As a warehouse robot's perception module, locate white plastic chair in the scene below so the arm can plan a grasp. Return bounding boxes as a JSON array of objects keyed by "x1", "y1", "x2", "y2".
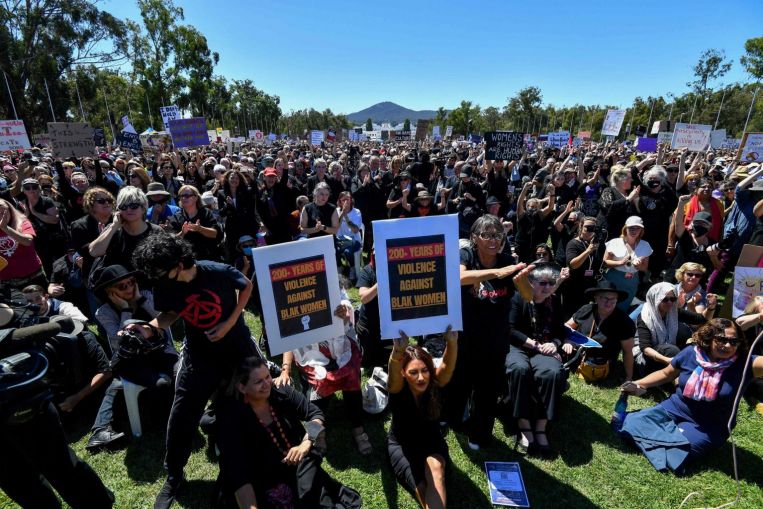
[{"x1": 122, "y1": 379, "x2": 147, "y2": 437}]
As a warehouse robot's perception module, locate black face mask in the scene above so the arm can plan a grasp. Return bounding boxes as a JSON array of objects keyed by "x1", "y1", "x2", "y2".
[
  {"x1": 692, "y1": 223, "x2": 709, "y2": 237},
  {"x1": 526, "y1": 208, "x2": 538, "y2": 217},
  {"x1": 647, "y1": 180, "x2": 661, "y2": 189}
]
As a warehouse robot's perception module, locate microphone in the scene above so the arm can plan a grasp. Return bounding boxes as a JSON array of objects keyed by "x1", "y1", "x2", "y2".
[{"x1": 8, "y1": 322, "x2": 62, "y2": 344}]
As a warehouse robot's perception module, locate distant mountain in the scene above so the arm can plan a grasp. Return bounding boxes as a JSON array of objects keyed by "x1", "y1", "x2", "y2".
[{"x1": 346, "y1": 102, "x2": 440, "y2": 125}]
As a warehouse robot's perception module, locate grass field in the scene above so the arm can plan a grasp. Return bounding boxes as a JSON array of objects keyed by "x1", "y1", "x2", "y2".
[{"x1": 2, "y1": 288, "x2": 763, "y2": 509}]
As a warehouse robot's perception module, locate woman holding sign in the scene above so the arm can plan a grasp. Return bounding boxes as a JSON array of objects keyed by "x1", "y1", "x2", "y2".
[{"x1": 387, "y1": 328, "x2": 458, "y2": 509}]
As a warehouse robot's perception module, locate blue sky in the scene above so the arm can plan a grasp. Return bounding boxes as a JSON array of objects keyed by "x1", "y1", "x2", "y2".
[{"x1": 103, "y1": 0, "x2": 762, "y2": 114}]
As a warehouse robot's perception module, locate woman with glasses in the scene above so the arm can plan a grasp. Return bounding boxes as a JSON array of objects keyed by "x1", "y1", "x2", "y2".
[
  {"x1": 603, "y1": 216, "x2": 653, "y2": 312},
  {"x1": 169, "y1": 185, "x2": 223, "y2": 262},
  {"x1": 18, "y1": 177, "x2": 63, "y2": 278},
  {"x1": 634, "y1": 282, "x2": 706, "y2": 377},
  {"x1": 621, "y1": 318, "x2": 763, "y2": 472},
  {"x1": 443, "y1": 215, "x2": 530, "y2": 450},
  {"x1": 633, "y1": 167, "x2": 678, "y2": 278},
  {"x1": 127, "y1": 167, "x2": 150, "y2": 193},
  {"x1": 506, "y1": 262, "x2": 568, "y2": 455},
  {"x1": 564, "y1": 216, "x2": 606, "y2": 315},
  {"x1": 89, "y1": 186, "x2": 161, "y2": 271},
  {"x1": 674, "y1": 263, "x2": 717, "y2": 320},
  {"x1": 667, "y1": 198, "x2": 722, "y2": 281},
  {"x1": 386, "y1": 170, "x2": 414, "y2": 219}
]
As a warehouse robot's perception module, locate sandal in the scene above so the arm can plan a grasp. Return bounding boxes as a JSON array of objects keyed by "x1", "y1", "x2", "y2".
[
  {"x1": 352, "y1": 428, "x2": 373, "y2": 456},
  {"x1": 533, "y1": 431, "x2": 551, "y2": 455},
  {"x1": 514, "y1": 428, "x2": 534, "y2": 456}
]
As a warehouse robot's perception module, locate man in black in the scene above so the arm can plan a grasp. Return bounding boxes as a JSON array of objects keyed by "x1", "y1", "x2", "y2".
[{"x1": 132, "y1": 234, "x2": 256, "y2": 509}]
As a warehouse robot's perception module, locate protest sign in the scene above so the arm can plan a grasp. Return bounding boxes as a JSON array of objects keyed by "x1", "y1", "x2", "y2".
[
  {"x1": 48, "y1": 122, "x2": 96, "y2": 157},
  {"x1": 601, "y1": 109, "x2": 626, "y2": 137},
  {"x1": 671, "y1": 123, "x2": 712, "y2": 151},
  {"x1": 32, "y1": 133, "x2": 51, "y2": 147},
  {"x1": 310, "y1": 130, "x2": 324, "y2": 146},
  {"x1": 732, "y1": 266, "x2": 763, "y2": 318},
  {"x1": 219, "y1": 130, "x2": 230, "y2": 141},
  {"x1": 710, "y1": 129, "x2": 727, "y2": 149},
  {"x1": 168, "y1": 117, "x2": 209, "y2": 148},
  {"x1": 268, "y1": 133, "x2": 277, "y2": 141},
  {"x1": 577, "y1": 130, "x2": 591, "y2": 140},
  {"x1": 737, "y1": 133, "x2": 763, "y2": 163},
  {"x1": 433, "y1": 125, "x2": 440, "y2": 137},
  {"x1": 445, "y1": 125, "x2": 453, "y2": 138},
  {"x1": 160, "y1": 105, "x2": 180, "y2": 131},
  {"x1": 394, "y1": 130, "x2": 411, "y2": 141},
  {"x1": 121, "y1": 115, "x2": 130, "y2": 129},
  {"x1": 572, "y1": 137, "x2": 583, "y2": 147},
  {"x1": 722, "y1": 138, "x2": 741, "y2": 150},
  {"x1": 657, "y1": 132, "x2": 673, "y2": 145},
  {"x1": 327, "y1": 129, "x2": 336, "y2": 142},
  {"x1": 469, "y1": 134, "x2": 482, "y2": 144},
  {"x1": 485, "y1": 131, "x2": 523, "y2": 160},
  {"x1": 252, "y1": 236, "x2": 344, "y2": 355},
  {"x1": 636, "y1": 137, "x2": 657, "y2": 152},
  {"x1": 0, "y1": 120, "x2": 31, "y2": 151},
  {"x1": 415, "y1": 119, "x2": 430, "y2": 141},
  {"x1": 373, "y1": 214, "x2": 462, "y2": 339},
  {"x1": 116, "y1": 131, "x2": 142, "y2": 152},
  {"x1": 547, "y1": 131, "x2": 570, "y2": 148},
  {"x1": 92, "y1": 128, "x2": 106, "y2": 147},
  {"x1": 485, "y1": 462, "x2": 530, "y2": 507}
]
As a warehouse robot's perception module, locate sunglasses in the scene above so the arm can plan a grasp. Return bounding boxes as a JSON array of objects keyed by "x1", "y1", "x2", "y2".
[
  {"x1": 536, "y1": 280, "x2": 557, "y2": 287},
  {"x1": 661, "y1": 296, "x2": 678, "y2": 303},
  {"x1": 179, "y1": 193, "x2": 196, "y2": 199},
  {"x1": 118, "y1": 202, "x2": 142, "y2": 211},
  {"x1": 94, "y1": 198, "x2": 112, "y2": 205},
  {"x1": 583, "y1": 225, "x2": 596, "y2": 232},
  {"x1": 713, "y1": 336, "x2": 741, "y2": 347},
  {"x1": 114, "y1": 278, "x2": 136, "y2": 292},
  {"x1": 685, "y1": 272, "x2": 703, "y2": 278},
  {"x1": 478, "y1": 232, "x2": 503, "y2": 241},
  {"x1": 666, "y1": 168, "x2": 679, "y2": 174},
  {"x1": 23, "y1": 184, "x2": 39, "y2": 190}
]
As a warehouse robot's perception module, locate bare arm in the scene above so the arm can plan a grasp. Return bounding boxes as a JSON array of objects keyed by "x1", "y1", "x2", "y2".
[
  {"x1": 633, "y1": 363, "x2": 679, "y2": 388},
  {"x1": 234, "y1": 483, "x2": 259, "y2": 509},
  {"x1": 358, "y1": 284, "x2": 377, "y2": 305},
  {"x1": 435, "y1": 329, "x2": 459, "y2": 387}
]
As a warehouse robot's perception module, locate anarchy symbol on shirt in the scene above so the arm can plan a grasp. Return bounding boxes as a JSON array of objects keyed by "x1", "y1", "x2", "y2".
[{"x1": 179, "y1": 290, "x2": 223, "y2": 329}]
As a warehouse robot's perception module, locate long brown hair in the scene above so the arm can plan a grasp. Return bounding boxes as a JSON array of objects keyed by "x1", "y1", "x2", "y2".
[{"x1": 401, "y1": 346, "x2": 441, "y2": 420}]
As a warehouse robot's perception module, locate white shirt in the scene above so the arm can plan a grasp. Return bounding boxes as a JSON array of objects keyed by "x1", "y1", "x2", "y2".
[
  {"x1": 336, "y1": 207, "x2": 362, "y2": 242},
  {"x1": 605, "y1": 237, "x2": 653, "y2": 273}
]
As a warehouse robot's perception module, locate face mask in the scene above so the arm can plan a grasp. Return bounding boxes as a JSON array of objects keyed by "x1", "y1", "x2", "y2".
[
  {"x1": 526, "y1": 208, "x2": 538, "y2": 217},
  {"x1": 692, "y1": 224, "x2": 709, "y2": 237},
  {"x1": 647, "y1": 180, "x2": 661, "y2": 189},
  {"x1": 242, "y1": 246, "x2": 254, "y2": 256}
]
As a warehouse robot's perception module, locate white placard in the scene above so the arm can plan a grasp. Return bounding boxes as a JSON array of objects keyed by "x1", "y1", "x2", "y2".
[
  {"x1": 251, "y1": 236, "x2": 344, "y2": 355},
  {"x1": 432, "y1": 125, "x2": 441, "y2": 137},
  {"x1": 310, "y1": 130, "x2": 324, "y2": 145},
  {"x1": 601, "y1": 109, "x2": 626, "y2": 137},
  {"x1": 0, "y1": 120, "x2": 31, "y2": 150},
  {"x1": 733, "y1": 266, "x2": 763, "y2": 318},
  {"x1": 738, "y1": 133, "x2": 763, "y2": 162},
  {"x1": 671, "y1": 123, "x2": 712, "y2": 151},
  {"x1": 160, "y1": 105, "x2": 180, "y2": 132},
  {"x1": 445, "y1": 125, "x2": 453, "y2": 138},
  {"x1": 657, "y1": 131, "x2": 673, "y2": 145},
  {"x1": 373, "y1": 214, "x2": 462, "y2": 339},
  {"x1": 710, "y1": 129, "x2": 727, "y2": 149}
]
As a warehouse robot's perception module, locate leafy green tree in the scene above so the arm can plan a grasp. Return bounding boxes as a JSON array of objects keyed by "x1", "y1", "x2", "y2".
[
  {"x1": 403, "y1": 118, "x2": 410, "y2": 131},
  {"x1": 365, "y1": 118, "x2": 373, "y2": 131},
  {"x1": 688, "y1": 49, "x2": 732, "y2": 94},
  {"x1": 447, "y1": 100, "x2": 480, "y2": 135},
  {"x1": 481, "y1": 106, "x2": 502, "y2": 131},
  {"x1": 741, "y1": 36, "x2": 763, "y2": 80},
  {"x1": 434, "y1": 107, "x2": 448, "y2": 127},
  {"x1": 504, "y1": 86, "x2": 543, "y2": 131}
]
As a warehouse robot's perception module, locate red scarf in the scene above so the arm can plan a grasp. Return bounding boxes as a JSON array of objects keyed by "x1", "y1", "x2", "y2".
[{"x1": 683, "y1": 196, "x2": 722, "y2": 242}]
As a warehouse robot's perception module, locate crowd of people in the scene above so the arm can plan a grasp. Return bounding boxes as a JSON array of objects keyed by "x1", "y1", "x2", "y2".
[{"x1": 1, "y1": 136, "x2": 763, "y2": 508}]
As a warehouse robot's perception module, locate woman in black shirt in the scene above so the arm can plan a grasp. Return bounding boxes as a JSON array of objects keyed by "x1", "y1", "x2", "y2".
[
  {"x1": 169, "y1": 185, "x2": 223, "y2": 262},
  {"x1": 300, "y1": 182, "x2": 338, "y2": 238}
]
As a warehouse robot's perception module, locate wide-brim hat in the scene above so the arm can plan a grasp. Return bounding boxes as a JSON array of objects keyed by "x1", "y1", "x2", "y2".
[
  {"x1": 93, "y1": 265, "x2": 140, "y2": 298},
  {"x1": 584, "y1": 280, "x2": 629, "y2": 302},
  {"x1": 49, "y1": 315, "x2": 85, "y2": 336},
  {"x1": 145, "y1": 182, "x2": 170, "y2": 197},
  {"x1": 414, "y1": 190, "x2": 433, "y2": 203}
]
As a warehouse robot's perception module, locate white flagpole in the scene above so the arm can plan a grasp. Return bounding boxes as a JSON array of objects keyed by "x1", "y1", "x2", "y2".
[
  {"x1": 73, "y1": 74, "x2": 86, "y2": 121},
  {"x1": 646, "y1": 99, "x2": 655, "y2": 136},
  {"x1": 43, "y1": 78, "x2": 56, "y2": 122},
  {"x1": 3, "y1": 72, "x2": 18, "y2": 119},
  {"x1": 742, "y1": 87, "x2": 759, "y2": 135},
  {"x1": 714, "y1": 87, "x2": 727, "y2": 130},
  {"x1": 689, "y1": 94, "x2": 698, "y2": 124},
  {"x1": 102, "y1": 88, "x2": 116, "y2": 142}
]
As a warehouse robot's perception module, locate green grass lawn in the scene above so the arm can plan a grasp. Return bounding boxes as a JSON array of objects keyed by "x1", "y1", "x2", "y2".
[{"x1": 3, "y1": 288, "x2": 763, "y2": 508}]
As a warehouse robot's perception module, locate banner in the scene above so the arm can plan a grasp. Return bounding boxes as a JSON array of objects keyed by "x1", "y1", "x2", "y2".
[
  {"x1": 0, "y1": 120, "x2": 31, "y2": 151},
  {"x1": 168, "y1": 117, "x2": 209, "y2": 148},
  {"x1": 721, "y1": 138, "x2": 742, "y2": 150},
  {"x1": 485, "y1": 131, "x2": 523, "y2": 160},
  {"x1": 670, "y1": 123, "x2": 712, "y2": 151},
  {"x1": 121, "y1": 115, "x2": 130, "y2": 129},
  {"x1": 48, "y1": 122, "x2": 96, "y2": 158},
  {"x1": 445, "y1": 125, "x2": 453, "y2": 138},
  {"x1": 547, "y1": 131, "x2": 570, "y2": 148},
  {"x1": 710, "y1": 129, "x2": 727, "y2": 149},
  {"x1": 657, "y1": 132, "x2": 673, "y2": 145},
  {"x1": 160, "y1": 105, "x2": 180, "y2": 131},
  {"x1": 394, "y1": 130, "x2": 411, "y2": 141},
  {"x1": 601, "y1": 109, "x2": 626, "y2": 137},
  {"x1": 737, "y1": 133, "x2": 763, "y2": 162},
  {"x1": 92, "y1": 128, "x2": 106, "y2": 147},
  {"x1": 252, "y1": 236, "x2": 344, "y2": 355},
  {"x1": 310, "y1": 130, "x2": 324, "y2": 146},
  {"x1": 373, "y1": 215, "x2": 462, "y2": 339},
  {"x1": 469, "y1": 134, "x2": 482, "y2": 144},
  {"x1": 268, "y1": 133, "x2": 277, "y2": 141},
  {"x1": 635, "y1": 137, "x2": 657, "y2": 152},
  {"x1": 415, "y1": 119, "x2": 430, "y2": 141},
  {"x1": 116, "y1": 131, "x2": 142, "y2": 152}
]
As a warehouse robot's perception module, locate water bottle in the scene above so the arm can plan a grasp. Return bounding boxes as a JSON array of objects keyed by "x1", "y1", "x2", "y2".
[{"x1": 610, "y1": 393, "x2": 628, "y2": 432}]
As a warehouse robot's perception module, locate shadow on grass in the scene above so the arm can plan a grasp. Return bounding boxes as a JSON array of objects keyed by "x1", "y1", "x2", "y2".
[
  {"x1": 176, "y1": 479, "x2": 217, "y2": 509},
  {"x1": 123, "y1": 427, "x2": 207, "y2": 483},
  {"x1": 684, "y1": 441, "x2": 763, "y2": 485}
]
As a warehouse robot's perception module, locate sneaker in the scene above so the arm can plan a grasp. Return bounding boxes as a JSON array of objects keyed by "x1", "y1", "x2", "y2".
[
  {"x1": 467, "y1": 440, "x2": 480, "y2": 451},
  {"x1": 154, "y1": 475, "x2": 183, "y2": 509},
  {"x1": 86, "y1": 426, "x2": 126, "y2": 451}
]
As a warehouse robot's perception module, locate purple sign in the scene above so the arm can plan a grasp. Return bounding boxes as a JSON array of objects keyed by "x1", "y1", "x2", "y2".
[
  {"x1": 168, "y1": 117, "x2": 209, "y2": 148},
  {"x1": 636, "y1": 137, "x2": 657, "y2": 153}
]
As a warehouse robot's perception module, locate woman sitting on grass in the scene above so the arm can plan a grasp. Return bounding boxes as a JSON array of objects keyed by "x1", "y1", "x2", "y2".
[
  {"x1": 387, "y1": 327, "x2": 458, "y2": 509},
  {"x1": 620, "y1": 319, "x2": 763, "y2": 472}
]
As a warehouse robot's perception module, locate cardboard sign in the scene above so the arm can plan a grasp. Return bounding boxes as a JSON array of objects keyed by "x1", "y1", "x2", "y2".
[
  {"x1": 310, "y1": 130, "x2": 324, "y2": 146},
  {"x1": 92, "y1": 128, "x2": 106, "y2": 147},
  {"x1": 373, "y1": 215, "x2": 462, "y2": 339},
  {"x1": 432, "y1": 125, "x2": 440, "y2": 137},
  {"x1": 601, "y1": 109, "x2": 626, "y2": 137},
  {"x1": 252, "y1": 236, "x2": 344, "y2": 355},
  {"x1": 394, "y1": 130, "x2": 411, "y2": 141},
  {"x1": 547, "y1": 131, "x2": 570, "y2": 148},
  {"x1": 577, "y1": 130, "x2": 591, "y2": 140},
  {"x1": 116, "y1": 131, "x2": 142, "y2": 152},
  {"x1": 445, "y1": 125, "x2": 453, "y2": 138},
  {"x1": 48, "y1": 122, "x2": 96, "y2": 157},
  {"x1": 485, "y1": 131, "x2": 523, "y2": 160},
  {"x1": 485, "y1": 462, "x2": 530, "y2": 507},
  {"x1": 415, "y1": 119, "x2": 430, "y2": 141},
  {"x1": 710, "y1": 129, "x2": 727, "y2": 149},
  {"x1": 168, "y1": 117, "x2": 209, "y2": 148},
  {"x1": 671, "y1": 123, "x2": 712, "y2": 151},
  {"x1": 32, "y1": 133, "x2": 50, "y2": 147},
  {"x1": 0, "y1": 120, "x2": 31, "y2": 151},
  {"x1": 636, "y1": 137, "x2": 657, "y2": 152},
  {"x1": 722, "y1": 138, "x2": 741, "y2": 150},
  {"x1": 737, "y1": 133, "x2": 763, "y2": 163},
  {"x1": 657, "y1": 132, "x2": 673, "y2": 145},
  {"x1": 160, "y1": 105, "x2": 180, "y2": 131}
]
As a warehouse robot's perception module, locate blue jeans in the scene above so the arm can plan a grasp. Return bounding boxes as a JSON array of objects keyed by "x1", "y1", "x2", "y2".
[{"x1": 91, "y1": 378, "x2": 122, "y2": 432}]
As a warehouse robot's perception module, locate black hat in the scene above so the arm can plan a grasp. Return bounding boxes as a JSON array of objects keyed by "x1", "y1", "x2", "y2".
[
  {"x1": 692, "y1": 211, "x2": 712, "y2": 224},
  {"x1": 414, "y1": 190, "x2": 433, "y2": 203},
  {"x1": 398, "y1": 170, "x2": 413, "y2": 180},
  {"x1": 146, "y1": 182, "x2": 170, "y2": 197},
  {"x1": 534, "y1": 169, "x2": 549, "y2": 182},
  {"x1": 459, "y1": 164, "x2": 473, "y2": 178},
  {"x1": 93, "y1": 265, "x2": 140, "y2": 299},
  {"x1": 486, "y1": 196, "x2": 501, "y2": 207},
  {"x1": 584, "y1": 280, "x2": 629, "y2": 302}
]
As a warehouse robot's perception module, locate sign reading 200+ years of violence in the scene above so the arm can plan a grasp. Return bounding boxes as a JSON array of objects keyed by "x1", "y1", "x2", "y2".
[
  {"x1": 252, "y1": 235, "x2": 344, "y2": 356},
  {"x1": 373, "y1": 214, "x2": 463, "y2": 339}
]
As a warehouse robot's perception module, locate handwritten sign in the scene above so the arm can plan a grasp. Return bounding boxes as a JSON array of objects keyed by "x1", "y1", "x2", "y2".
[
  {"x1": 394, "y1": 130, "x2": 411, "y2": 141},
  {"x1": 252, "y1": 236, "x2": 344, "y2": 355},
  {"x1": 547, "y1": 131, "x2": 570, "y2": 148},
  {"x1": 310, "y1": 130, "x2": 324, "y2": 146},
  {"x1": 732, "y1": 266, "x2": 763, "y2": 318},
  {"x1": 0, "y1": 120, "x2": 31, "y2": 151},
  {"x1": 485, "y1": 131, "x2": 524, "y2": 160},
  {"x1": 671, "y1": 123, "x2": 712, "y2": 151},
  {"x1": 445, "y1": 125, "x2": 453, "y2": 138},
  {"x1": 601, "y1": 109, "x2": 626, "y2": 137},
  {"x1": 657, "y1": 132, "x2": 673, "y2": 145},
  {"x1": 737, "y1": 133, "x2": 763, "y2": 163},
  {"x1": 48, "y1": 122, "x2": 95, "y2": 158},
  {"x1": 160, "y1": 105, "x2": 180, "y2": 132},
  {"x1": 373, "y1": 214, "x2": 462, "y2": 339},
  {"x1": 168, "y1": 117, "x2": 209, "y2": 148},
  {"x1": 116, "y1": 131, "x2": 142, "y2": 152},
  {"x1": 415, "y1": 119, "x2": 430, "y2": 141}
]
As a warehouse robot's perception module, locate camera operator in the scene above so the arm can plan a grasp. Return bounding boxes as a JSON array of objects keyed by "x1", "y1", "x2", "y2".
[
  {"x1": 21, "y1": 284, "x2": 88, "y2": 322},
  {"x1": 564, "y1": 216, "x2": 607, "y2": 315},
  {"x1": 0, "y1": 321, "x2": 115, "y2": 508}
]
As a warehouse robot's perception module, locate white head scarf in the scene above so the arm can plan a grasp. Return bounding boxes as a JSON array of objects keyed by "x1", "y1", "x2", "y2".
[{"x1": 640, "y1": 282, "x2": 678, "y2": 346}]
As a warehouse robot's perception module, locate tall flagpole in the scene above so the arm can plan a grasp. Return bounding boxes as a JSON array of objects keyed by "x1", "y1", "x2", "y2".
[
  {"x1": 3, "y1": 72, "x2": 18, "y2": 119},
  {"x1": 102, "y1": 88, "x2": 116, "y2": 142},
  {"x1": 689, "y1": 94, "x2": 698, "y2": 124},
  {"x1": 742, "y1": 87, "x2": 759, "y2": 135},
  {"x1": 43, "y1": 78, "x2": 56, "y2": 122},
  {"x1": 73, "y1": 73, "x2": 86, "y2": 121},
  {"x1": 645, "y1": 99, "x2": 655, "y2": 137},
  {"x1": 714, "y1": 87, "x2": 727, "y2": 130}
]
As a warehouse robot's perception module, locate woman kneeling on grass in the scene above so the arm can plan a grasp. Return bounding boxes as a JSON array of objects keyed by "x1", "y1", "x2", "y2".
[
  {"x1": 388, "y1": 327, "x2": 458, "y2": 509},
  {"x1": 620, "y1": 319, "x2": 763, "y2": 472}
]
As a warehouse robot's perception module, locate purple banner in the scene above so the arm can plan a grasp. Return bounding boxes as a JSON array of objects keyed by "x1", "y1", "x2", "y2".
[
  {"x1": 636, "y1": 137, "x2": 657, "y2": 153},
  {"x1": 168, "y1": 117, "x2": 209, "y2": 148}
]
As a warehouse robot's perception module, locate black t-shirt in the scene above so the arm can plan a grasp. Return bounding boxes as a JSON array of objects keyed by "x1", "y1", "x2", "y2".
[
  {"x1": 168, "y1": 207, "x2": 222, "y2": 261},
  {"x1": 356, "y1": 264, "x2": 379, "y2": 332},
  {"x1": 565, "y1": 238, "x2": 604, "y2": 284},
  {"x1": 667, "y1": 232, "x2": 714, "y2": 282},
  {"x1": 70, "y1": 214, "x2": 111, "y2": 279},
  {"x1": 303, "y1": 201, "x2": 336, "y2": 237},
  {"x1": 459, "y1": 246, "x2": 515, "y2": 336},
  {"x1": 154, "y1": 260, "x2": 251, "y2": 358},
  {"x1": 103, "y1": 223, "x2": 162, "y2": 271},
  {"x1": 571, "y1": 303, "x2": 636, "y2": 361}
]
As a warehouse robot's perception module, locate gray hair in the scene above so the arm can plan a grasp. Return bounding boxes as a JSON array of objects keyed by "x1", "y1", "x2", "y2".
[
  {"x1": 116, "y1": 186, "x2": 148, "y2": 219},
  {"x1": 529, "y1": 264, "x2": 561, "y2": 282},
  {"x1": 314, "y1": 158, "x2": 327, "y2": 169},
  {"x1": 329, "y1": 161, "x2": 343, "y2": 174},
  {"x1": 643, "y1": 166, "x2": 667, "y2": 183},
  {"x1": 313, "y1": 181, "x2": 331, "y2": 199}
]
